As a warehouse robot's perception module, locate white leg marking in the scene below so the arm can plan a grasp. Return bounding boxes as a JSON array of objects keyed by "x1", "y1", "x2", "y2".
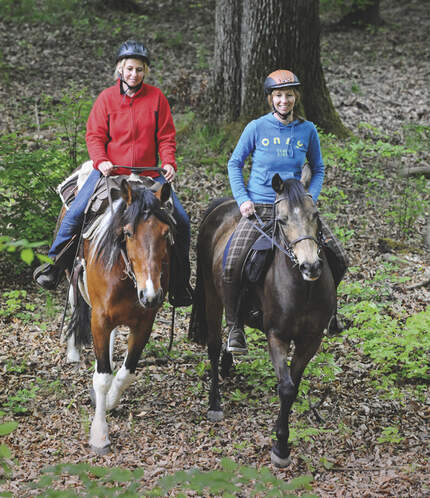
[
  {"x1": 66, "y1": 334, "x2": 81, "y2": 363},
  {"x1": 106, "y1": 358, "x2": 136, "y2": 411},
  {"x1": 89, "y1": 371, "x2": 113, "y2": 450},
  {"x1": 109, "y1": 329, "x2": 116, "y2": 372}
]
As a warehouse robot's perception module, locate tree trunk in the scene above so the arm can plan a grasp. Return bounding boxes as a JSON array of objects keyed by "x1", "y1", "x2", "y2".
[
  {"x1": 213, "y1": 0, "x2": 242, "y2": 121},
  {"x1": 340, "y1": 0, "x2": 383, "y2": 27},
  {"x1": 213, "y1": 0, "x2": 349, "y2": 138}
]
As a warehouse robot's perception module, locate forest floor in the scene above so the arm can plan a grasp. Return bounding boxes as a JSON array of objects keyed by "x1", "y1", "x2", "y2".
[{"x1": 0, "y1": 0, "x2": 429, "y2": 496}]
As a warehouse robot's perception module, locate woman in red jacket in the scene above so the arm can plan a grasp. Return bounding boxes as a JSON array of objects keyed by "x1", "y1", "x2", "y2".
[{"x1": 34, "y1": 40, "x2": 192, "y2": 306}]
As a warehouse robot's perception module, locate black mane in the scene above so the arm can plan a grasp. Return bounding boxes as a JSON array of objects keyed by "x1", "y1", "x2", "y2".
[{"x1": 281, "y1": 178, "x2": 307, "y2": 209}]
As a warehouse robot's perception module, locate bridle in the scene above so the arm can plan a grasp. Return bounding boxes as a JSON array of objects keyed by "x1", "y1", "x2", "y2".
[
  {"x1": 105, "y1": 166, "x2": 175, "y2": 287},
  {"x1": 249, "y1": 195, "x2": 324, "y2": 266}
]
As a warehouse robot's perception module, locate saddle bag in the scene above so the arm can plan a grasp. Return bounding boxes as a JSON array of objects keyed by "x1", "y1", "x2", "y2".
[{"x1": 244, "y1": 235, "x2": 274, "y2": 284}]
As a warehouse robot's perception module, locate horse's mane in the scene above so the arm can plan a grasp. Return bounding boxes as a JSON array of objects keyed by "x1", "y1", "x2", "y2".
[
  {"x1": 90, "y1": 186, "x2": 174, "y2": 270},
  {"x1": 281, "y1": 179, "x2": 308, "y2": 209}
]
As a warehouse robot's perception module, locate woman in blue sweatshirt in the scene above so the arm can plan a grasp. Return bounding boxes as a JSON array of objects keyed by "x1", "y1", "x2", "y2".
[{"x1": 224, "y1": 69, "x2": 348, "y2": 354}]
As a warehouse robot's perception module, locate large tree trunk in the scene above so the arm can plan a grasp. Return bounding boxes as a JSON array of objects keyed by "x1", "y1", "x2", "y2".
[
  {"x1": 213, "y1": 0, "x2": 349, "y2": 138},
  {"x1": 213, "y1": 0, "x2": 242, "y2": 120}
]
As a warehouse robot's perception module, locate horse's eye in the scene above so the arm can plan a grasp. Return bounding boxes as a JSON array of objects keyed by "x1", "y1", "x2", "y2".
[{"x1": 123, "y1": 228, "x2": 133, "y2": 238}]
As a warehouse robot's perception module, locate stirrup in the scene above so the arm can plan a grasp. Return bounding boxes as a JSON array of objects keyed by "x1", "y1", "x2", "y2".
[{"x1": 226, "y1": 326, "x2": 248, "y2": 355}]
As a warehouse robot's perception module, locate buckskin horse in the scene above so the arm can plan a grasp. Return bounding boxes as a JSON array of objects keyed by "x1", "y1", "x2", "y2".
[
  {"x1": 69, "y1": 173, "x2": 174, "y2": 454},
  {"x1": 188, "y1": 175, "x2": 336, "y2": 467}
]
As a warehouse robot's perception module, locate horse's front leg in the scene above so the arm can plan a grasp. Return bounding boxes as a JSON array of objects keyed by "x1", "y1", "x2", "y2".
[
  {"x1": 88, "y1": 312, "x2": 118, "y2": 454},
  {"x1": 106, "y1": 317, "x2": 154, "y2": 411},
  {"x1": 267, "y1": 331, "x2": 295, "y2": 467},
  {"x1": 207, "y1": 295, "x2": 224, "y2": 422}
]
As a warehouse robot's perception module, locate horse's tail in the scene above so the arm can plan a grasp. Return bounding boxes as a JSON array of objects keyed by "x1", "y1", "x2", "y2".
[
  {"x1": 65, "y1": 291, "x2": 92, "y2": 347},
  {"x1": 188, "y1": 243, "x2": 207, "y2": 345}
]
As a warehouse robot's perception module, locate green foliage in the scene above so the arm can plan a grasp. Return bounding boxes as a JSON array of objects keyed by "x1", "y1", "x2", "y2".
[
  {"x1": 0, "y1": 86, "x2": 92, "y2": 245},
  {"x1": 319, "y1": 131, "x2": 428, "y2": 241},
  {"x1": 0, "y1": 420, "x2": 18, "y2": 478},
  {"x1": 343, "y1": 302, "x2": 430, "y2": 383},
  {"x1": 0, "y1": 0, "x2": 87, "y2": 24},
  {"x1": 0, "y1": 236, "x2": 49, "y2": 265},
  {"x1": 0, "y1": 289, "x2": 40, "y2": 323},
  {"x1": 3, "y1": 384, "x2": 39, "y2": 414},
  {"x1": 385, "y1": 174, "x2": 428, "y2": 240},
  {"x1": 377, "y1": 425, "x2": 405, "y2": 445},
  {"x1": 29, "y1": 458, "x2": 315, "y2": 497}
]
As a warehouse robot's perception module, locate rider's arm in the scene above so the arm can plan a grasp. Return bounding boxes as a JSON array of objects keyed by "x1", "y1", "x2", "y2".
[
  {"x1": 306, "y1": 123, "x2": 325, "y2": 203},
  {"x1": 156, "y1": 91, "x2": 177, "y2": 172},
  {"x1": 228, "y1": 121, "x2": 257, "y2": 207},
  {"x1": 86, "y1": 91, "x2": 111, "y2": 171}
]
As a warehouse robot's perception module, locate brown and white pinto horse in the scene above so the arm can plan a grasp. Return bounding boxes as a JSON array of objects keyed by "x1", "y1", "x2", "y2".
[
  {"x1": 189, "y1": 175, "x2": 336, "y2": 467},
  {"x1": 72, "y1": 177, "x2": 174, "y2": 454}
]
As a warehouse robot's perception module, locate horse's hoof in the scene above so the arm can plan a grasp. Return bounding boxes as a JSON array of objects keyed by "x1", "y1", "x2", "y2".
[
  {"x1": 270, "y1": 450, "x2": 291, "y2": 468},
  {"x1": 207, "y1": 410, "x2": 224, "y2": 422},
  {"x1": 91, "y1": 444, "x2": 111, "y2": 455}
]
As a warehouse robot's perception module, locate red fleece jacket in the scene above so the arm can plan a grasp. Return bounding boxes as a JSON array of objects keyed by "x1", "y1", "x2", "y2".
[{"x1": 86, "y1": 80, "x2": 176, "y2": 177}]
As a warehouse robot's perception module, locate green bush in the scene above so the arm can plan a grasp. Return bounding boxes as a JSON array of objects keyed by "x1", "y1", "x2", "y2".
[
  {"x1": 29, "y1": 458, "x2": 315, "y2": 497},
  {"x1": 343, "y1": 302, "x2": 430, "y2": 383},
  {"x1": 0, "y1": 86, "x2": 92, "y2": 245}
]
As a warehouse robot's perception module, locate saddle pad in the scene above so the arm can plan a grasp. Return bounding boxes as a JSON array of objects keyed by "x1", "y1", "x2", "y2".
[{"x1": 222, "y1": 232, "x2": 234, "y2": 271}]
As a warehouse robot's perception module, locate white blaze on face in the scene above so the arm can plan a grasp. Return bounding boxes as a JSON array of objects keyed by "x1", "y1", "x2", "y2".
[{"x1": 144, "y1": 275, "x2": 156, "y2": 299}]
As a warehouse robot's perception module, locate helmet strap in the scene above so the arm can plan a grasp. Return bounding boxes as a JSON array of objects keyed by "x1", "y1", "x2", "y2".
[
  {"x1": 120, "y1": 76, "x2": 143, "y2": 95},
  {"x1": 272, "y1": 102, "x2": 293, "y2": 121}
]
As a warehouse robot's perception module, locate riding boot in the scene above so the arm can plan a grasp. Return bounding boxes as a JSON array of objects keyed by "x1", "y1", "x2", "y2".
[
  {"x1": 224, "y1": 277, "x2": 247, "y2": 355},
  {"x1": 33, "y1": 262, "x2": 64, "y2": 290},
  {"x1": 168, "y1": 243, "x2": 193, "y2": 307},
  {"x1": 33, "y1": 235, "x2": 77, "y2": 291}
]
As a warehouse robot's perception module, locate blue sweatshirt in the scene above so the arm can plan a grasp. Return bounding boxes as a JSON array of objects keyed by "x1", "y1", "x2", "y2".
[{"x1": 228, "y1": 113, "x2": 325, "y2": 206}]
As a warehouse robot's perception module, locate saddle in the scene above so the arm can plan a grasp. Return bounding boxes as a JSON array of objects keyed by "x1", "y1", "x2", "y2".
[
  {"x1": 222, "y1": 222, "x2": 274, "y2": 285},
  {"x1": 57, "y1": 163, "x2": 171, "y2": 310}
]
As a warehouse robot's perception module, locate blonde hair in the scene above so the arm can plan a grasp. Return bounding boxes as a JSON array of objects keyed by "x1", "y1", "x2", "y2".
[{"x1": 114, "y1": 58, "x2": 150, "y2": 80}]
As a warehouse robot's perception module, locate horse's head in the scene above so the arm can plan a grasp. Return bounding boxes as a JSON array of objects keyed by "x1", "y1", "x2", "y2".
[
  {"x1": 272, "y1": 174, "x2": 322, "y2": 281},
  {"x1": 120, "y1": 180, "x2": 174, "y2": 309}
]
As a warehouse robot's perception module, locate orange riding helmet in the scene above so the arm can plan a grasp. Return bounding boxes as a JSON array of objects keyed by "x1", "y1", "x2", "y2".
[{"x1": 264, "y1": 70, "x2": 300, "y2": 95}]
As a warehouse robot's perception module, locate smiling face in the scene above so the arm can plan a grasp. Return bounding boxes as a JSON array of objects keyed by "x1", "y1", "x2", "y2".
[
  {"x1": 121, "y1": 58, "x2": 145, "y2": 89},
  {"x1": 271, "y1": 88, "x2": 296, "y2": 120}
]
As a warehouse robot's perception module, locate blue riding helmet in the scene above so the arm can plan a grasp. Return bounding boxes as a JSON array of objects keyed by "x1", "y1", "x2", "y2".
[{"x1": 116, "y1": 40, "x2": 150, "y2": 65}]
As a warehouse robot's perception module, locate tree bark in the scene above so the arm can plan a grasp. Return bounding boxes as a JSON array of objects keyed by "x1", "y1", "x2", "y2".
[
  {"x1": 213, "y1": 0, "x2": 242, "y2": 121},
  {"x1": 213, "y1": 0, "x2": 349, "y2": 138}
]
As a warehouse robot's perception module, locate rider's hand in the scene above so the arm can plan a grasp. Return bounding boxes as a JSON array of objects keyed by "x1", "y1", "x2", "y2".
[
  {"x1": 240, "y1": 200, "x2": 255, "y2": 218},
  {"x1": 98, "y1": 161, "x2": 115, "y2": 176},
  {"x1": 163, "y1": 164, "x2": 176, "y2": 182}
]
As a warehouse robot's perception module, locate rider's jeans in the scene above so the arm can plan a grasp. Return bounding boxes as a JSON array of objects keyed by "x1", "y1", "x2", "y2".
[{"x1": 48, "y1": 169, "x2": 102, "y2": 259}]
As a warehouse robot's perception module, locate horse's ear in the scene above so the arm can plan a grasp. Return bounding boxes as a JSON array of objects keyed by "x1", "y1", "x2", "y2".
[
  {"x1": 160, "y1": 182, "x2": 171, "y2": 205},
  {"x1": 120, "y1": 180, "x2": 134, "y2": 205},
  {"x1": 272, "y1": 173, "x2": 283, "y2": 194}
]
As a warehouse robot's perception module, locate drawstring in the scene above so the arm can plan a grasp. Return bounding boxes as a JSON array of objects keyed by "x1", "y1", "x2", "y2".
[{"x1": 287, "y1": 122, "x2": 295, "y2": 158}]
